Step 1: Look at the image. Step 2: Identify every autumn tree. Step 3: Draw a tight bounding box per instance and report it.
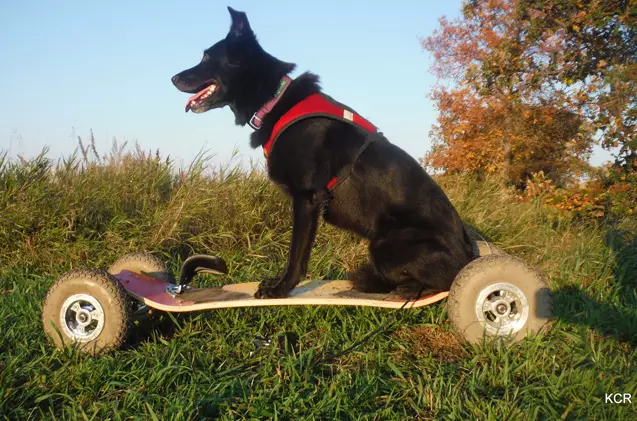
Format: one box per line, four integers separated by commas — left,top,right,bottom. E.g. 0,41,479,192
422,0,636,188
518,0,637,162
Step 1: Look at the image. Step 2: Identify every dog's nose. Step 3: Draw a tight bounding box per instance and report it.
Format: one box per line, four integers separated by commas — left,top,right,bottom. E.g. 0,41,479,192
171,75,179,85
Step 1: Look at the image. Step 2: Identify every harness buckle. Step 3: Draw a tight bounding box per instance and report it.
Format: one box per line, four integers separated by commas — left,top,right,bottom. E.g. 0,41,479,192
248,114,263,130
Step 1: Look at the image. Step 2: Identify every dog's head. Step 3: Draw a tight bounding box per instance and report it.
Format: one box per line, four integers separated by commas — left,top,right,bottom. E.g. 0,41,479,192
171,7,295,122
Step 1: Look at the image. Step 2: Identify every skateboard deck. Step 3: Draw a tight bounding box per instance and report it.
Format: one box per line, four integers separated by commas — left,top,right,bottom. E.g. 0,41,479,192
113,241,499,312
114,271,449,312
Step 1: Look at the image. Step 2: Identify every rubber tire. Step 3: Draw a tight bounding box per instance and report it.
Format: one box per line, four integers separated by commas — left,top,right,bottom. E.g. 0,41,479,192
473,240,505,258
108,253,175,283
42,269,131,355
108,253,174,320
447,254,553,345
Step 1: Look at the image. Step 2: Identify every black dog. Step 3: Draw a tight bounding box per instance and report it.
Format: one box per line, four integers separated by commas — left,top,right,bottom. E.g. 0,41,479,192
172,7,474,299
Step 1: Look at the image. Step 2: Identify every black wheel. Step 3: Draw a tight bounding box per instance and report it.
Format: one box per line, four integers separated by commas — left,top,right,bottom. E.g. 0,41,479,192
42,269,131,355
447,254,553,344
108,253,175,319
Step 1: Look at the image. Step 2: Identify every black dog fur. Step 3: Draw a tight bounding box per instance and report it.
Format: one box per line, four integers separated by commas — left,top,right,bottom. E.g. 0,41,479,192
172,7,475,299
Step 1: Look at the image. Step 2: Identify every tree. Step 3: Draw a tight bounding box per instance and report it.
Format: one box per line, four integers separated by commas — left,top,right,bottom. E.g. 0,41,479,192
422,0,636,186
427,85,593,187
518,0,637,161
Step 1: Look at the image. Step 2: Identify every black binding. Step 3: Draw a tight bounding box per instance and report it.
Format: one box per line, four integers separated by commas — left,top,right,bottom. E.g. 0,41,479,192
178,255,228,285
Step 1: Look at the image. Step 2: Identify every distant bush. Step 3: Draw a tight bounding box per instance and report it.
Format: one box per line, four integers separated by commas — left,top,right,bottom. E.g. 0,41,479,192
525,158,637,220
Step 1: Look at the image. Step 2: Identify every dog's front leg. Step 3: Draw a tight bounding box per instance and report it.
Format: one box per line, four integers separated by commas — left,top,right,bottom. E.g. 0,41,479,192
255,193,319,298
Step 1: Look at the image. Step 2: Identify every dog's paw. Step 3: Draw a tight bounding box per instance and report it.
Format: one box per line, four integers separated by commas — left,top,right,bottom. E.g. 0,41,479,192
254,278,289,299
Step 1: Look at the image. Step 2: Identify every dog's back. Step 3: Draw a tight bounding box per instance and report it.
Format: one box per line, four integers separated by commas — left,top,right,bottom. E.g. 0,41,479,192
253,73,474,296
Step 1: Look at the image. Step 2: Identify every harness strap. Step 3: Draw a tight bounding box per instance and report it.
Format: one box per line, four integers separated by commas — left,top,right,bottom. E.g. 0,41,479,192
263,92,379,202
313,134,379,205
264,93,377,159
326,135,379,192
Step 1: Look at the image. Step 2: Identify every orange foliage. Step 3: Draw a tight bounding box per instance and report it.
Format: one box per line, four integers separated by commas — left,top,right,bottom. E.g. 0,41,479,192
421,0,636,191
424,87,592,187
525,157,637,219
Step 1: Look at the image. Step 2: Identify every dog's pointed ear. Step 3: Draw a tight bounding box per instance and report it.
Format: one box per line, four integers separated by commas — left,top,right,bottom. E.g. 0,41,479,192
227,6,252,38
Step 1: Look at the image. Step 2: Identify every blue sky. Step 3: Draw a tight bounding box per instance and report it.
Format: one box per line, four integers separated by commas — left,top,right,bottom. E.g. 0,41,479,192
0,0,613,169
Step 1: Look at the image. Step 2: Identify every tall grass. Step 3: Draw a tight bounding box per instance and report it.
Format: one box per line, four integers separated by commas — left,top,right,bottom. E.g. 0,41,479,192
0,143,635,419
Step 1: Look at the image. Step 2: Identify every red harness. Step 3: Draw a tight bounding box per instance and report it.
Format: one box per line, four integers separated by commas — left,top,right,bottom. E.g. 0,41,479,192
263,93,378,191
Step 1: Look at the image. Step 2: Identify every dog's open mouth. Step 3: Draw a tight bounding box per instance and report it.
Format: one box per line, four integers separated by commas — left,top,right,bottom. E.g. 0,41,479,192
185,83,218,113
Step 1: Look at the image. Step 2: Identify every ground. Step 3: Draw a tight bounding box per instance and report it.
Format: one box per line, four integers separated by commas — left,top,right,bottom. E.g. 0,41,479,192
0,151,636,419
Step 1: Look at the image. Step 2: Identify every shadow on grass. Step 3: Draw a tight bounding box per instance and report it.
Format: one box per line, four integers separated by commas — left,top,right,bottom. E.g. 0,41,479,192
552,227,637,346
124,311,194,350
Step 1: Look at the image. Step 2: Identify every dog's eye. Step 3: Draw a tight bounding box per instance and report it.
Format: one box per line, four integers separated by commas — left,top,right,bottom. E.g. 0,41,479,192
201,54,210,62
226,50,242,67
227,56,241,67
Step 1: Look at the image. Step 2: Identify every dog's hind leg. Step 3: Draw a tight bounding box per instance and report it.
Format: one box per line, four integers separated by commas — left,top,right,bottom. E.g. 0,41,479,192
369,232,461,299
350,263,395,293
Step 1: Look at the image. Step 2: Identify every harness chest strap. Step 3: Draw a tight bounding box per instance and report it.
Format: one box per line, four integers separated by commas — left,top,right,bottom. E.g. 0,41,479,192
263,93,378,191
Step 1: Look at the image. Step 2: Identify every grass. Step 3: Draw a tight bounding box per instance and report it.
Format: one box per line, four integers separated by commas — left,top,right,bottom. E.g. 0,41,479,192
0,144,636,420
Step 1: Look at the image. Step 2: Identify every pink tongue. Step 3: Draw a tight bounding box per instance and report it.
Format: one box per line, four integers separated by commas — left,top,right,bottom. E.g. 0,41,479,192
185,84,215,112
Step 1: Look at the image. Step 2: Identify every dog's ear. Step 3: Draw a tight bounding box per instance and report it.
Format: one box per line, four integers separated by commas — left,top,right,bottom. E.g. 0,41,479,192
227,6,252,38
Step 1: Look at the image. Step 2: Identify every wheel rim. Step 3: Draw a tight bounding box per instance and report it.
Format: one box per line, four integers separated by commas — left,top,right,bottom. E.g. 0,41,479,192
60,294,105,342
475,282,529,337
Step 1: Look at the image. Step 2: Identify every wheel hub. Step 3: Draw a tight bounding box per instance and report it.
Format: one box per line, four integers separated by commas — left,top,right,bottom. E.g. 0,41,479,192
60,294,105,342
494,300,510,316
475,283,529,337
76,310,91,325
